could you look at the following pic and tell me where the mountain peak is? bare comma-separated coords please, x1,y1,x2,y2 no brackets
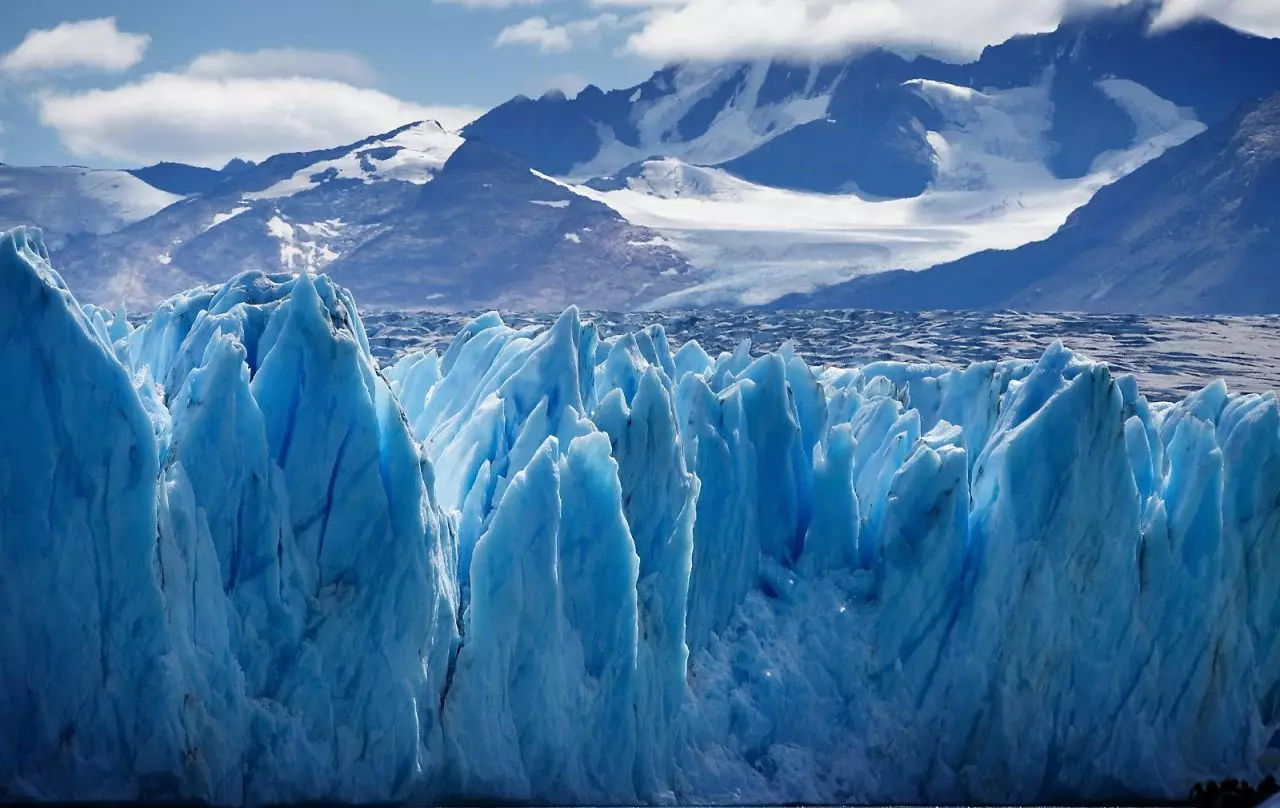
437,136,533,175
127,161,227,196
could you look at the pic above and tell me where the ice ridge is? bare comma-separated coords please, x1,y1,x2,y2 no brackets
2,226,1279,805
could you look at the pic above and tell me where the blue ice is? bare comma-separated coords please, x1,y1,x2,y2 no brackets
2,226,1279,804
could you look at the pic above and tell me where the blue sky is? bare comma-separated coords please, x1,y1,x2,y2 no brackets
0,0,656,168
2,0,1277,169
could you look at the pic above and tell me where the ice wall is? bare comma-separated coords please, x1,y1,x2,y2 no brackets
3,226,1279,804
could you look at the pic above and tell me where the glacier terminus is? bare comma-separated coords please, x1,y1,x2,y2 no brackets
2,224,1279,805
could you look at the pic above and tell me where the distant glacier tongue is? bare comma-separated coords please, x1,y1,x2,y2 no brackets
3,225,1279,805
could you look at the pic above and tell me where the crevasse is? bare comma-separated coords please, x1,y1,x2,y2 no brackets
2,226,1278,805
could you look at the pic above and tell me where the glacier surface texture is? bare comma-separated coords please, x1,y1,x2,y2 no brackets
3,225,1280,804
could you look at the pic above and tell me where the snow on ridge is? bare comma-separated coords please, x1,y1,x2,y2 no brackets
903,78,982,104
619,158,758,200
73,170,184,223
905,77,1057,191
568,61,834,181
245,122,464,201
205,205,250,232
0,165,180,248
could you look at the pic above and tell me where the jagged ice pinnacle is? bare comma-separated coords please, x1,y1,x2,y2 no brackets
2,226,1279,804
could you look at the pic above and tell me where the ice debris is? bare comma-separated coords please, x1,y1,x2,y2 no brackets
2,226,1279,804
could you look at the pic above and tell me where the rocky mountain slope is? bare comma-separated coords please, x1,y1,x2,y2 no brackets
52,122,690,309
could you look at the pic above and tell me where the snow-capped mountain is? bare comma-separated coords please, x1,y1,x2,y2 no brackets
0,164,181,249
455,5,1280,308
315,139,691,311
49,120,459,304
560,75,1207,306
54,122,690,308
16,2,1280,312
465,7,1280,191
779,91,1280,313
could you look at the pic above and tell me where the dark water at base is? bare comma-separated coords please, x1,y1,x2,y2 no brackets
362,309,1280,402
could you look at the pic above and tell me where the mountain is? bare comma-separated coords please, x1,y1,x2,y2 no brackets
568,74,1209,307
464,6,1280,195
13,3,1280,311
776,92,1280,313
0,164,181,249
320,139,691,310
53,122,691,309
456,5,1280,307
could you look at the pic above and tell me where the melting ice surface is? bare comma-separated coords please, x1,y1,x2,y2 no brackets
3,225,1280,805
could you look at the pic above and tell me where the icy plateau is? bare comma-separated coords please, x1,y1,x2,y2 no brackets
2,225,1279,804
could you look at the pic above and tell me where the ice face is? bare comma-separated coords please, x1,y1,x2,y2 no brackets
2,225,1279,804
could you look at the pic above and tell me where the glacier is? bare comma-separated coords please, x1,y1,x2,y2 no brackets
2,224,1279,804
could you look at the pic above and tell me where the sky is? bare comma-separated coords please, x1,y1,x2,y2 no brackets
1,0,1277,170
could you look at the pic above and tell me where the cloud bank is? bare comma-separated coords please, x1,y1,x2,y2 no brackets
185,48,380,86
1152,0,1280,36
33,42,480,167
512,0,1280,61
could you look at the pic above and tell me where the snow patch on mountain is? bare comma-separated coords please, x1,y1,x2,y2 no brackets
610,159,758,200
267,215,341,271
1090,78,1207,175
0,166,181,247
297,218,344,239
206,205,250,231
906,78,1056,190
245,121,463,201
72,170,184,223
569,63,834,180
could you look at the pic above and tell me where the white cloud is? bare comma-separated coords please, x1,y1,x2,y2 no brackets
497,17,572,51
496,14,620,53
537,72,591,96
1,17,149,75
587,0,1279,63
186,48,379,86
607,0,1123,62
37,74,482,167
1152,0,1280,37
